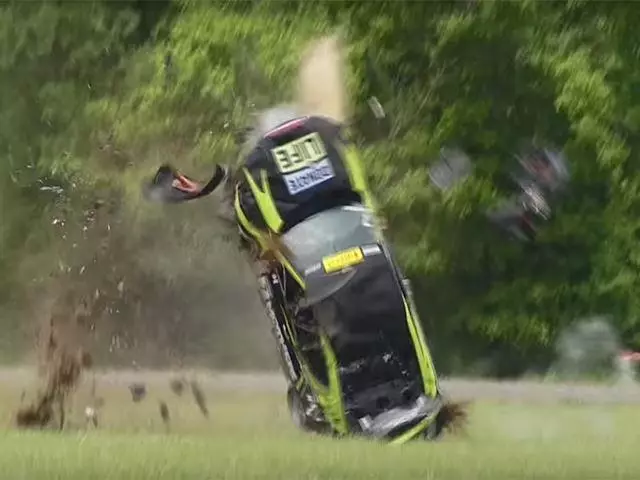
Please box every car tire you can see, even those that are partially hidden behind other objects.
[286,386,330,435]
[423,416,446,441]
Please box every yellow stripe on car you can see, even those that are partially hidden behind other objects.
[403,299,438,398]
[242,167,285,233]
[233,187,305,288]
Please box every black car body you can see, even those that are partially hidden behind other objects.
[255,203,446,443]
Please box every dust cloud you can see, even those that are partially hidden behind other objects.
[552,317,621,380]
[296,34,349,123]
[14,33,355,429]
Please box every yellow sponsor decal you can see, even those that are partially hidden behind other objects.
[322,247,364,273]
[271,132,327,173]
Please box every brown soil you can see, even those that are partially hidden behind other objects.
[438,400,471,436]
[15,293,93,429]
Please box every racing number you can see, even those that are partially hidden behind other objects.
[271,132,327,174]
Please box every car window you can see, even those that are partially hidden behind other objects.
[281,204,378,271]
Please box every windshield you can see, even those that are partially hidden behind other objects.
[282,205,379,271]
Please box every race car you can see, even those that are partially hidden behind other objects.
[144,122,566,443]
[144,159,454,443]
[253,200,450,443]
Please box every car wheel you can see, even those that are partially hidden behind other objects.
[287,386,306,430]
[286,386,330,435]
[423,417,445,441]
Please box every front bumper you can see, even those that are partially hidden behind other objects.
[356,394,443,441]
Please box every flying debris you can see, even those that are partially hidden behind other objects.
[367,96,385,119]
[428,148,474,192]
[190,380,209,418]
[159,401,170,427]
[170,378,186,396]
[85,406,98,428]
[129,383,147,403]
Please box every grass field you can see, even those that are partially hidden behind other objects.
[1,370,639,479]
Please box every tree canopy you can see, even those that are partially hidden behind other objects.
[1,0,639,374]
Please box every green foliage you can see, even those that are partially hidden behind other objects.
[0,1,139,291]
[3,0,640,373]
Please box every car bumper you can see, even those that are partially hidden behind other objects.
[356,394,442,441]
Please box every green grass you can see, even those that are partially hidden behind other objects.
[2,376,640,479]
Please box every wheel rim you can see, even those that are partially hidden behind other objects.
[287,388,305,429]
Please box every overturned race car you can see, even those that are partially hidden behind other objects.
[144,105,466,443]
[258,202,451,442]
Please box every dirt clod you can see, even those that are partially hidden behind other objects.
[16,342,91,429]
[129,382,147,402]
[190,379,209,417]
[437,400,470,436]
[169,377,186,396]
[159,400,170,426]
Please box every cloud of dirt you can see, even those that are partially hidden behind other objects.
[295,34,349,123]
[16,33,354,408]
[16,289,93,429]
[10,31,360,431]
[551,316,621,381]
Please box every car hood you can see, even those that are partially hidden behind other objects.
[298,243,410,343]
[299,244,386,307]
